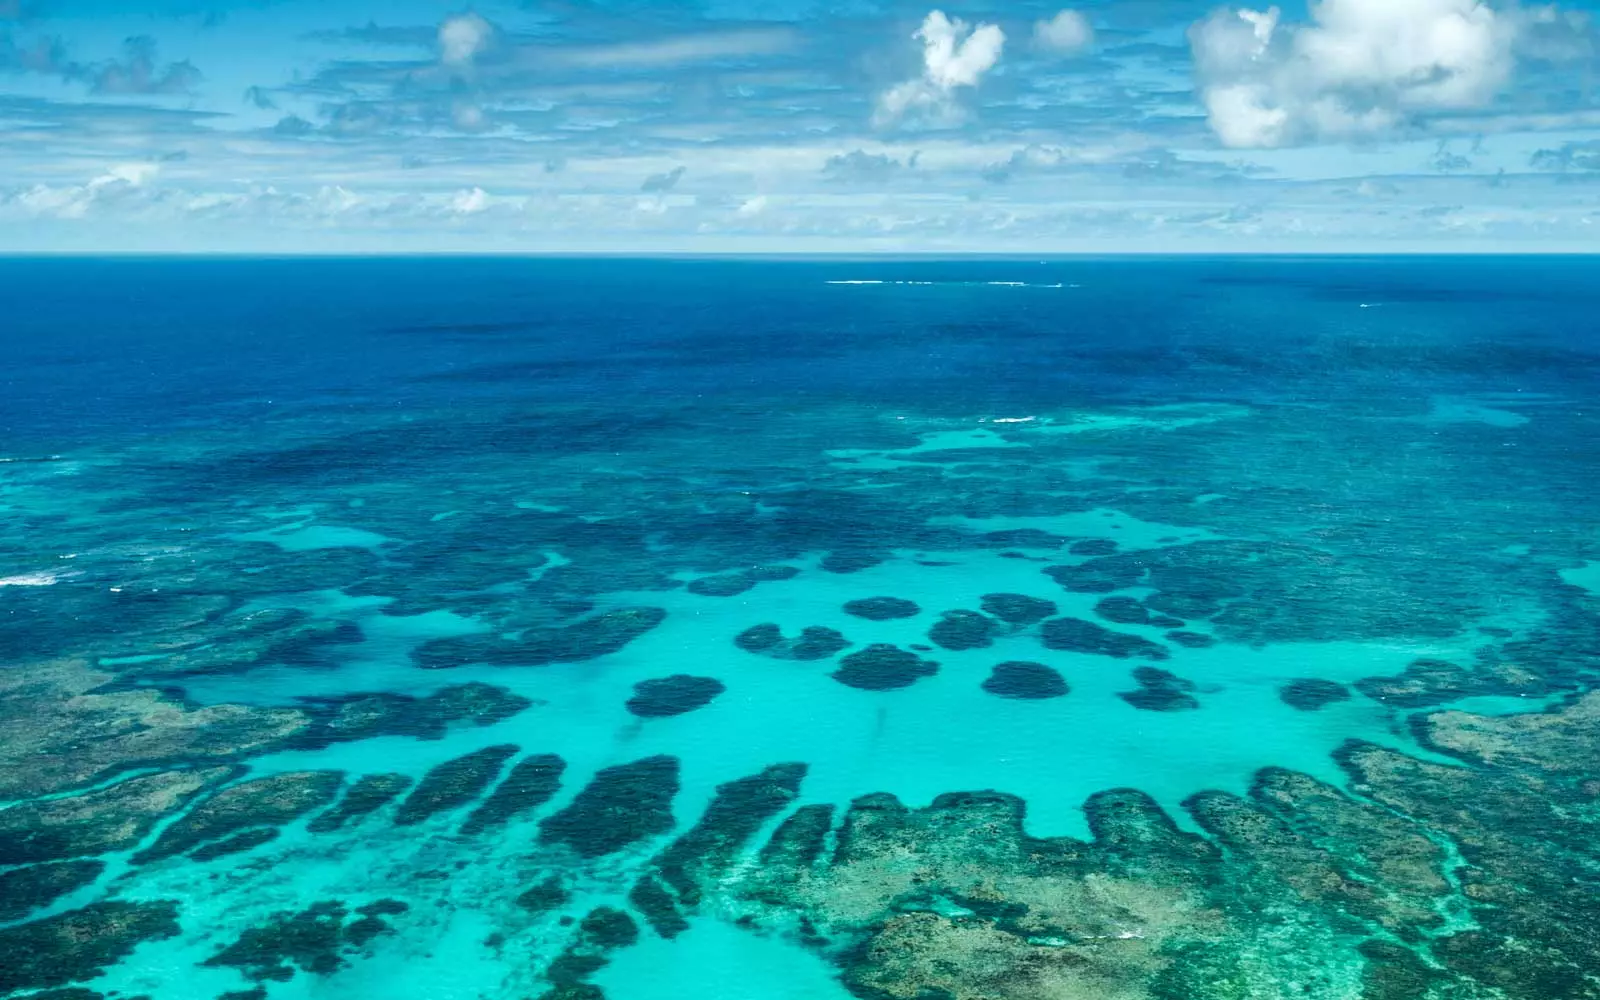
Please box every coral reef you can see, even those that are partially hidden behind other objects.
[394,745,519,826]
[981,661,1069,700]
[135,771,344,863]
[539,756,681,859]
[625,675,726,718]
[832,644,940,691]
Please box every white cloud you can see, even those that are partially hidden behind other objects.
[1034,10,1095,55]
[439,12,495,68]
[1189,0,1533,148]
[876,11,1005,128]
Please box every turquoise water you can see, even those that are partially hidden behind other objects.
[2,257,1600,999]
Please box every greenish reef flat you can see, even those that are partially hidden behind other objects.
[1,256,1598,999]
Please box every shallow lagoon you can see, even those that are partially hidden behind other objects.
[2,257,1600,1000]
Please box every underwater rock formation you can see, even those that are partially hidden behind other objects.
[539,756,681,859]
[832,644,940,691]
[0,859,104,921]
[135,771,344,863]
[203,899,407,982]
[843,597,921,621]
[0,900,180,993]
[1355,656,1552,709]
[307,773,413,834]
[1119,667,1200,712]
[0,766,234,865]
[0,660,307,800]
[1279,678,1352,712]
[413,607,667,669]
[928,610,1000,651]
[979,593,1058,627]
[734,623,852,660]
[535,907,640,1000]
[635,763,807,933]
[294,682,534,747]
[461,754,566,835]
[687,565,799,597]
[625,675,726,718]
[395,745,519,826]
[981,661,1069,700]
[1041,617,1171,660]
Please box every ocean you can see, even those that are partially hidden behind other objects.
[2,256,1599,999]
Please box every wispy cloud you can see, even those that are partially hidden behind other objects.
[1034,10,1095,56]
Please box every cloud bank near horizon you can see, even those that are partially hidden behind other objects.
[0,0,1598,251]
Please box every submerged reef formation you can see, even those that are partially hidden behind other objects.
[832,644,940,691]
[134,770,344,863]
[0,660,307,800]
[5,260,1600,1000]
[413,607,667,669]
[735,623,852,660]
[843,597,921,621]
[981,661,1069,700]
[620,689,1600,1000]
[539,756,681,859]
[625,675,726,718]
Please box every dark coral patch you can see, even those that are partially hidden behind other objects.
[843,597,921,621]
[1166,630,1216,649]
[203,899,405,982]
[626,675,726,718]
[821,549,888,574]
[1119,667,1200,712]
[1280,678,1352,712]
[1043,561,1142,594]
[734,624,850,660]
[0,766,234,866]
[1069,539,1119,556]
[629,875,689,938]
[979,593,1058,627]
[0,860,104,922]
[395,745,519,827]
[0,901,180,994]
[981,662,1069,700]
[1353,657,1548,709]
[308,773,412,834]
[462,754,566,835]
[415,607,666,669]
[190,828,281,862]
[135,771,343,864]
[832,645,939,691]
[516,876,571,914]
[687,565,798,597]
[539,756,680,859]
[1094,596,1156,626]
[294,682,533,748]
[648,763,807,911]
[1041,617,1170,660]
[928,610,1000,651]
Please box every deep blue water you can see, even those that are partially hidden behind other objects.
[2,257,1600,1000]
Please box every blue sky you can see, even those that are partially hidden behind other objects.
[1,0,1598,251]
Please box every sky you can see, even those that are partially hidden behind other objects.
[1,0,1599,252]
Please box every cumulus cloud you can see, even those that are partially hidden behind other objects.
[876,11,1004,128]
[641,166,686,193]
[1034,10,1095,55]
[1188,0,1545,148]
[439,12,496,68]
